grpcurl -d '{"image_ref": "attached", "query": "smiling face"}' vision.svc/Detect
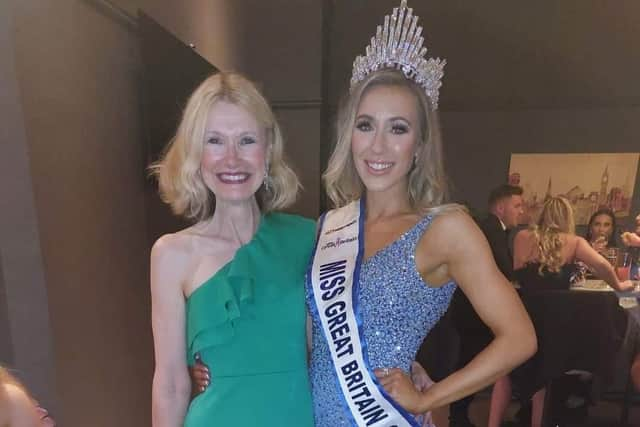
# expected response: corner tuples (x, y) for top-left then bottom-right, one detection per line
(350, 84), (420, 200)
(200, 101), (268, 204)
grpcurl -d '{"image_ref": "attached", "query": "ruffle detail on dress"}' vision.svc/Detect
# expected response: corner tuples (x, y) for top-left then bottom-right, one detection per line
(186, 243), (257, 360)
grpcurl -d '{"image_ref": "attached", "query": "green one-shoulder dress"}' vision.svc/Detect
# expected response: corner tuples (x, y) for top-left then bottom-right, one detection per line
(184, 213), (316, 427)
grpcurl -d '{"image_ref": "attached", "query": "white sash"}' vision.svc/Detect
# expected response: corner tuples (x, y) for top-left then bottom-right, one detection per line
(308, 199), (419, 427)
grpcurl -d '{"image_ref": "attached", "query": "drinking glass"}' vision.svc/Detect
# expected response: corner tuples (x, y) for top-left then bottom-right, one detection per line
(604, 247), (618, 267)
(616, 251), (632, 281)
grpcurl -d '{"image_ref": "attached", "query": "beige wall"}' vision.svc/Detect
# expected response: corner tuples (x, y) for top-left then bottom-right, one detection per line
(8, 0), (151, 425)
(111, 0), (243, 72)
(140, 0), (243, 72)
(0, 0), (57, 409)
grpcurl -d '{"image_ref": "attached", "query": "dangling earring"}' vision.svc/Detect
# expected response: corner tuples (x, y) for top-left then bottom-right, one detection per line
(263, 158), (271, 192)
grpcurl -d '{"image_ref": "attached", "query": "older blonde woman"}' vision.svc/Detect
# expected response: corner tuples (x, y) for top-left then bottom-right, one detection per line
(488, 196), (634, 427)
(149, 72), (315, 427)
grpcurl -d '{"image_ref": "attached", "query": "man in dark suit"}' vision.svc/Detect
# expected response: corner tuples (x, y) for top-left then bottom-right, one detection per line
(479, 185), (525, 281)
(448, 184), (524, 427)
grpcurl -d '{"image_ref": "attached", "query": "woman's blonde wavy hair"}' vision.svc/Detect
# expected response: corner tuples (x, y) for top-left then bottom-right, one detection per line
(324, 69), (461, 215)
(149, 72), (300, 221)
(531, 196), (575, 274)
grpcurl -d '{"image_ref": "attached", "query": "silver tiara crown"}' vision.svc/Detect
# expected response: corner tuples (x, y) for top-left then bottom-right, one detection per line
(350, 0), (446, 109)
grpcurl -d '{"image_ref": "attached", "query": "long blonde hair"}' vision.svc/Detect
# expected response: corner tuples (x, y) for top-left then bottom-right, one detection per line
(324, 69), (459, 215)
(149, 72), (300, 221)
(531, 196), (575, 273)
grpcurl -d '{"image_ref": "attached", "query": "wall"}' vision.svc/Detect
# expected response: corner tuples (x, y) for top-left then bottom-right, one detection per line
(111, 0), (243, 72)
(7, 0), (150, 424)
(440, 108), (640, 222)
(0, 0), (57, 409)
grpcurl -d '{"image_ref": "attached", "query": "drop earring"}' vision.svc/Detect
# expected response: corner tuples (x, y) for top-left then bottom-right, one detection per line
(264, 159), (271, 192)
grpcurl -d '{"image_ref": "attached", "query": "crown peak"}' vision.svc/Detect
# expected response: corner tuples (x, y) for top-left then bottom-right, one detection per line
(349, 0), (445, 109)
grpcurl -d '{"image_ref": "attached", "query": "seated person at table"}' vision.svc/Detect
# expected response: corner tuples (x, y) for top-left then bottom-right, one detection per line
(621, 213), (640, 391)
(488, 196), (633, 427)
(623, 231), (640, 247)
(627, 215), (640, 391)
(622, 214), (640, 281)
(480, 184), (524, 280)
(585, 208), (618, 254)
(622, 212), (640, 247)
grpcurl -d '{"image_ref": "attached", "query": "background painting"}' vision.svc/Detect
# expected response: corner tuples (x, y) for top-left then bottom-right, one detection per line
(508, 153), (640, 225)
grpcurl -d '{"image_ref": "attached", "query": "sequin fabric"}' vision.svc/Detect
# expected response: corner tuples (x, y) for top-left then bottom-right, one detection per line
(306, 215), (457, 426)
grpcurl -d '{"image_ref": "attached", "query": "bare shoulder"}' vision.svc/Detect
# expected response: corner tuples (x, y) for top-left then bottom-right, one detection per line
(429, 208), (474, 227)
(150, 230), (198, 294)
(565, 234), (593, 253)
(570, 234), (587, 245)
(151, 229), (196, 258)
(416, 207), (487, 286)
(514, 228), (533, 243)
(566, 233), (586, 251)
(418, 207), (483, 262)
(426, 208), (480, 244)
(151, 227), (203, 268)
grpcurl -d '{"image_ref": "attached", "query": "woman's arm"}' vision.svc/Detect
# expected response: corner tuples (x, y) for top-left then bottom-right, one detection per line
(151, 236), (192, 427)
(574, 236), (633, 291)
(379, 211), (536, 413)
(622, 231), (640, 247)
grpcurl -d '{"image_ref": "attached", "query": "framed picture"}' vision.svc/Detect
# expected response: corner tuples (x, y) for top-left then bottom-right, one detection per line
(508, 153), (639, 225)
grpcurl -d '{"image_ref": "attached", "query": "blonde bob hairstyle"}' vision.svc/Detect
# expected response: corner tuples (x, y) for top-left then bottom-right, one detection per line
(324, 69), (456, 214)
(531, 196), (576, 273)
(150, 72), (300, 221)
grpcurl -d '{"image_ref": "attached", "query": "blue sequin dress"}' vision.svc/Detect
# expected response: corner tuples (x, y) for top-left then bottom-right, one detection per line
(306, 215), (457, 426)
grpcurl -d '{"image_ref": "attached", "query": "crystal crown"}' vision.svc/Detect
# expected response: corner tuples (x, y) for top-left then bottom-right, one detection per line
(350, 0), (445, 109)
